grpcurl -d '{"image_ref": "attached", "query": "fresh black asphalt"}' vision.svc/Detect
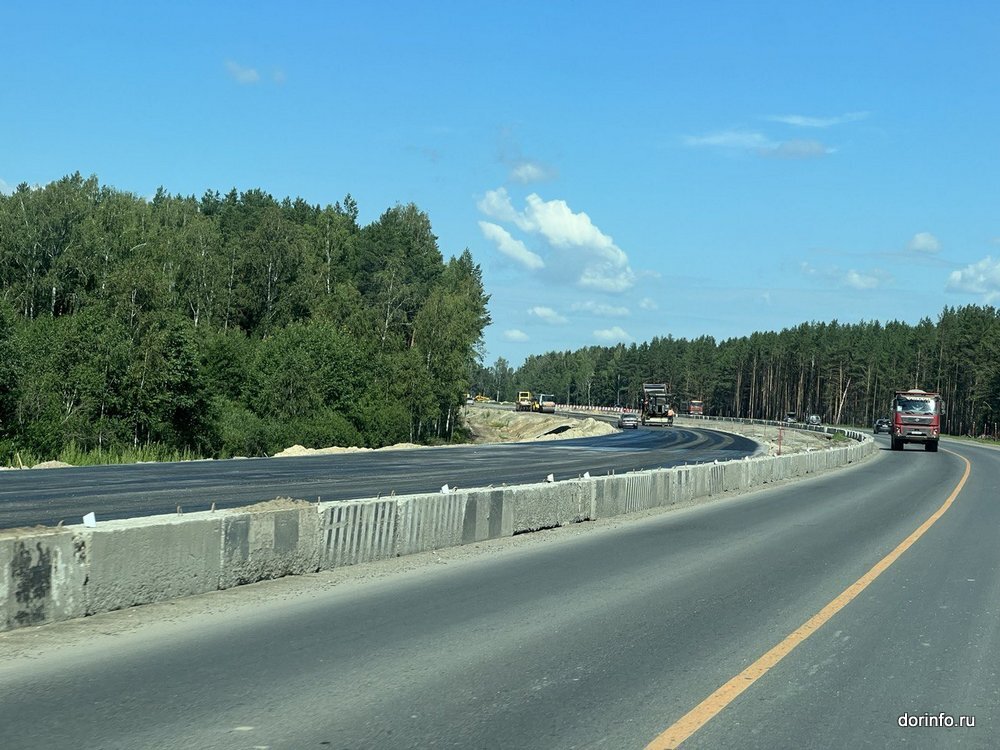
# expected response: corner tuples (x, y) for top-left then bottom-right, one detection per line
(0, 426), (757, 528)
(1, 436), (997, 748)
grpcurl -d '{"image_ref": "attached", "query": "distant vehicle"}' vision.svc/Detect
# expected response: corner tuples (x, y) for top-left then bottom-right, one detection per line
(890, 389), (944, 451)
(641, 383), (674, 426)
(807, 414), (822, 426)
(537, 393), (556, 414)
(783, 412), (796, 424)
(516, 391), (537, 412)
(687, 400), (704, 416)
(617, 412), (639, 429)
(873, 418), (891, 434)
(474, 394), (492, 403)
(465, 397), (474, 405)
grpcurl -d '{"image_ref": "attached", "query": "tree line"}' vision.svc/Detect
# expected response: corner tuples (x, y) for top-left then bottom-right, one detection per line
(472, 308), (1000, 437)
(0, 173), (490, 464)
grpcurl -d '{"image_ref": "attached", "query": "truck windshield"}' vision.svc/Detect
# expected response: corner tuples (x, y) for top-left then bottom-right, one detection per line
(897, 397), (934, 414)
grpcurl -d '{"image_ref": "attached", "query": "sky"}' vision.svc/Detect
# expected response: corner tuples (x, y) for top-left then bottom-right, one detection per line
(3, 1), (999, 367)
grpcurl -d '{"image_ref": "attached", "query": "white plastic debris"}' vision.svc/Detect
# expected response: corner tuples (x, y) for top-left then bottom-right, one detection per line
(440, 484), (451, 494)
(545, 473), (555, 483)
(82, 512), (97, 528)
(582, 471), (590, 479)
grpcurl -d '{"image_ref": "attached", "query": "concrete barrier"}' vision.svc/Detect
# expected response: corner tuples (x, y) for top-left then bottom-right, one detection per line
(0, 423), (877, 633)
(84, 514), (224, 614)
(0, 529), (86, 630)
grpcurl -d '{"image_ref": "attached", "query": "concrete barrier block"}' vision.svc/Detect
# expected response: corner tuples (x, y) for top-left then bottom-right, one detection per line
(0, 528), (87, 631)
(507, 483), (561, 532)
(319, 498), (398, 569)
(82, 514), (223, 615)
(219, 503), (321, 588)
(396, 492), (467, 555)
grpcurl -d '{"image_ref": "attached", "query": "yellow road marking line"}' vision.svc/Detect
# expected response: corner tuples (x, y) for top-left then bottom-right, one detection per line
(645, 449), (972, 750)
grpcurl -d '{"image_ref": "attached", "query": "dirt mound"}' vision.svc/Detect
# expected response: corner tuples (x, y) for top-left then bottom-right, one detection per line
(463, 407), (615, 444)
(31, 461), (74, 470)
(273, 442), (424, 458)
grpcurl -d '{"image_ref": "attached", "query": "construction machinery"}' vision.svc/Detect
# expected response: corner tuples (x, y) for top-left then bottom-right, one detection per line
(641, 383), (675, 426)
(516, 391), (537, 412)
(537, 394), (556, 414)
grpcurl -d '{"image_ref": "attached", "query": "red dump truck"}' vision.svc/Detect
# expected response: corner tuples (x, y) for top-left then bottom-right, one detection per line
(891, 389), (944, 452)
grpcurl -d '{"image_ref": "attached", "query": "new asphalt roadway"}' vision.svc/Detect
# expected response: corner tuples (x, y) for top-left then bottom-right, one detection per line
(1, 435), (996, 748)
(0, 426), (757, 528)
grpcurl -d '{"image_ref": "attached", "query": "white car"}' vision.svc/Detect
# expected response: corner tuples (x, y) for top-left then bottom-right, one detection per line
(617, 413), (639, 429)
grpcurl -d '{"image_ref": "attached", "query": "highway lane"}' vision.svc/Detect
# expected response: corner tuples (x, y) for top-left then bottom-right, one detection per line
(1, 436), (997, 748)
(0, 426), (757, 529)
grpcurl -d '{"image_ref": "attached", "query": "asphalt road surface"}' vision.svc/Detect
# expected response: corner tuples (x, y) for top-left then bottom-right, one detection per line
(0, 426), (757, 529)
(1, 435), (997, 748)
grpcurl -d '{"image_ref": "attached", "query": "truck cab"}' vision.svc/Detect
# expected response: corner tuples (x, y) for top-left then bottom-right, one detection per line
(891, 389), (944, 452)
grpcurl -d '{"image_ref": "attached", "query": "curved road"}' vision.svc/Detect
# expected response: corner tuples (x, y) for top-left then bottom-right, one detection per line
(0, 426), (757, 529)
(1, 436), (997, 748)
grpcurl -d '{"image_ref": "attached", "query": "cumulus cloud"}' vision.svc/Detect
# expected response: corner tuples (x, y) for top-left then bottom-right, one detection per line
(510, 160), (557, 184)
(528, 306), (568, 324)
(478, 221), (544, 270)
(478, 188), (527, 228)
(946, 257), (1000, 301)
(766, 112), (869, 128)
(685, 130), (831, 159)
(0, 178), (11, 195)
(477, 188), (636, 292)
(572, 301), (630, 317)
(496, 127), (557, 184)
(638, 297), (658, 311)
(593, 326), (632, 342)
(844, 269), (889, 289)
(801, 262), (891, 289)
(225, 60), (260, 84)
(908, 232), (941, 253)
(503, 329), (529, 342)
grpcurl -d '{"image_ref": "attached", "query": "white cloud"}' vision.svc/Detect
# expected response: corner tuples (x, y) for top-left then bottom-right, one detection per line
(844, 269), (887, 289)
(225, 60), (260, 84)
(572, 301), (630, 317)
(762, 139), (834, 159)
(478, 221), (544, 270)
(593, 326), (632, 342)
(766, 112), (869, 128)
(684, 131), (776, 150)
(528, 306), (568, 324)
(0, 178), (11, 195)
(510, 160), (557, 184)
(503, 329), (529, 342)
(685, 130), (831, 159)
(947, 256), (1000, 301)
(477, 189), (636, 292)
(908, 232), (941, 253)
(802, 262), (891, 289)
(272, 69), (287, 85)
(638, 297), (658, 311)
(477, 188), (528, 228)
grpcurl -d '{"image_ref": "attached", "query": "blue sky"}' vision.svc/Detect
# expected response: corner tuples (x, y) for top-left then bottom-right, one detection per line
(4, 2), (999, 366)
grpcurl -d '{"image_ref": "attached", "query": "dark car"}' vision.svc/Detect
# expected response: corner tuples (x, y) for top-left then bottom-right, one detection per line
(873, 418), (891, 434)
(617, 412), (639, 429)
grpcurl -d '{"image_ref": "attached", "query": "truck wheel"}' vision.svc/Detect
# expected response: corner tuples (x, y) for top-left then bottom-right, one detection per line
(926, 441), (939, 452)
(891, 437), (902, 451)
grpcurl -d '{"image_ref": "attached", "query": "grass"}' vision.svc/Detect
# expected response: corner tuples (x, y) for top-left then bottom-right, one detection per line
(6, 441), (205, 469)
